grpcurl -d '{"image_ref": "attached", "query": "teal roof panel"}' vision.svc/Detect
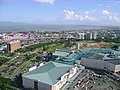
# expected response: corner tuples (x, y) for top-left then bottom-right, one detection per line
(23, 62), (73, 85)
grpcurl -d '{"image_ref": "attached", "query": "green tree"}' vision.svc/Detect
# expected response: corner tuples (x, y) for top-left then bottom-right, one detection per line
(0, 56), (10, 66)
(111, 45), (119, 50)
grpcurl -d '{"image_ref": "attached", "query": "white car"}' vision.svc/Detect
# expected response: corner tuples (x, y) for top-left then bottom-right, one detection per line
(77, 84), (80, 87)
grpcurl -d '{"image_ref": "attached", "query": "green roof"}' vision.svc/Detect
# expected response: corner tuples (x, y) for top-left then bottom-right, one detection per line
(53, 51), (70, 57)
(82, 53), (105, 60)
(23, 62), (73, 85)
(68, 53), (80, 59)
(80, 48), (113, 54)
(62, 52), (81, 62)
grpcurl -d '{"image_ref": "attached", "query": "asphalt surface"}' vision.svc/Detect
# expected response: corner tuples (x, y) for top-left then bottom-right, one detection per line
(11, 61), (31, 80)
(66, 69), (120, 90)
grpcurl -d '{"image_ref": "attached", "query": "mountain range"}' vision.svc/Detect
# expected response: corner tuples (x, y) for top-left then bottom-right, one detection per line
(0, 22), (120, 33)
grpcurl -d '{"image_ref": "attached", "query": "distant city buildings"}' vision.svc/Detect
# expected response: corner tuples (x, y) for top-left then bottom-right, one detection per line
(78, 31), (97, 40)
(0, 29), (120, 49)
(7, 40), (21, 53)
(78, 32), (85, 39)
(76, 42), (80, 50)
(92, 31), (97, 39)
(2, 33), (30, 41)
(0, 29), (119, 56)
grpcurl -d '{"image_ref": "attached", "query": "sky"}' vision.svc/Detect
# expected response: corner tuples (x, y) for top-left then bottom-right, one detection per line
(0, 0), (120, 25)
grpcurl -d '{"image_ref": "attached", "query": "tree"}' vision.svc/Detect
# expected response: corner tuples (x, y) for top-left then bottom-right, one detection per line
(0, 76), (12, 85)
(95, 37), (103, 42)
(0, 56), (10, 66)
(25, 53), (32, 60)
(36, 56), (42, 61)
(111, 45), (119, 50)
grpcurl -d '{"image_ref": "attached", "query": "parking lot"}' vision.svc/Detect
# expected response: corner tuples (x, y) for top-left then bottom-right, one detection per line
(66, 69), (120, 90)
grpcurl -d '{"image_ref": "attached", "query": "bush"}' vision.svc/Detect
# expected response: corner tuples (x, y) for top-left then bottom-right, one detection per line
(0, 56), (10, 66)
(0, 76), (12, 85)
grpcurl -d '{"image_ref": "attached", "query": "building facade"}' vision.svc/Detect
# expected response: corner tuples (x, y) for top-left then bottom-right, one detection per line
(7, 40), (21, 53)
(80, 54), (120, 73)
(22, 62), (77, 90)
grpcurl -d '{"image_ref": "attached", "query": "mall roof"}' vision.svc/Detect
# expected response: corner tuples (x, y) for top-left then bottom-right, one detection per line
(23, 62), (73, 85)
(62, 51), (83, 61)
(80, 48), (113, 54)
(82, 53), (105, 60)
(107, 54), (118, 59)
(55, 49), (73, 53)
(68, 53), (80, 59)
(53, 51), (70, 57)
(53, 49), (72, 57)
(105, 59), (120, 65)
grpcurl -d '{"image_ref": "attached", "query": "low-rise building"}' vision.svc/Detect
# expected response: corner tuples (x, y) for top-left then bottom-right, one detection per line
(80, 53), (120, 73)
(105, 59), (120, 73)
(22, 62), (78, 90)
(80, 53), (105, 70)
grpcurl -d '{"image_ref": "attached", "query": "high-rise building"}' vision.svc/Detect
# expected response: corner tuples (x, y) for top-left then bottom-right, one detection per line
(78, 32), (85, 39)
(84, 31), (97, 40)
(76, 42), (80, 50)
(92, 31), (97, 39)
(7, 40), (21, 53)
(85, 32), (92, 39)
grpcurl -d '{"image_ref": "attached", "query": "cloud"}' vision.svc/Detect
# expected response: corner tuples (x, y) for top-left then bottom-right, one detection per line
(33, 0), (55, 4)
(102, 10), (120, 22)
(64, 10), (96, 21)
(84, 11), (89, 15)
(98, 4), (103, 7)
(64, 10), (75, 20)
(102, 10), (110, 16)
(106, 5), (112, 8)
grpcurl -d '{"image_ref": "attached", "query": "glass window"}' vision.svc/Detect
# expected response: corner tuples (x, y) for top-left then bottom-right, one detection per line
(34, 81), (38, 90)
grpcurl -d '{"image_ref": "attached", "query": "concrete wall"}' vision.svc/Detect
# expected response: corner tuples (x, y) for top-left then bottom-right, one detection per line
(115, 65), (120, 72)
(80, 58), (105, 70)
(23, 76), (52, 90)
(104, 61), (115, 72)
(23, 77), (34, 89)
(38, 81), (51, 90)
(81, 58), (120, 73)
(104, 61), (120, 73)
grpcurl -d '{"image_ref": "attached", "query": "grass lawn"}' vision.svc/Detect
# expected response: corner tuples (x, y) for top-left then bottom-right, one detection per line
(46, 43), (65, 52)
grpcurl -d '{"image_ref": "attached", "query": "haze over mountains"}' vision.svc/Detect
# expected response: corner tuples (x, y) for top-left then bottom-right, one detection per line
(0, 22), (120, 33)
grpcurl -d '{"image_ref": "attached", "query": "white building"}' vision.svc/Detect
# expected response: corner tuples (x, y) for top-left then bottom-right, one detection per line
(80, 53), (105, 70)
(104, 59), (120, 73)
(78, 32), (85, 39)
(92, 31), (97, 39)
(80, 53), (120, 73)
(22, 62), (77, 90)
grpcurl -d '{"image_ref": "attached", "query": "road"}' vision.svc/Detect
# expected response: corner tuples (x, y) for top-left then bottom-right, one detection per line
(0, 55), (19, 72)
(10, 61), (31, 80)
(11, 55), (37, 80)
